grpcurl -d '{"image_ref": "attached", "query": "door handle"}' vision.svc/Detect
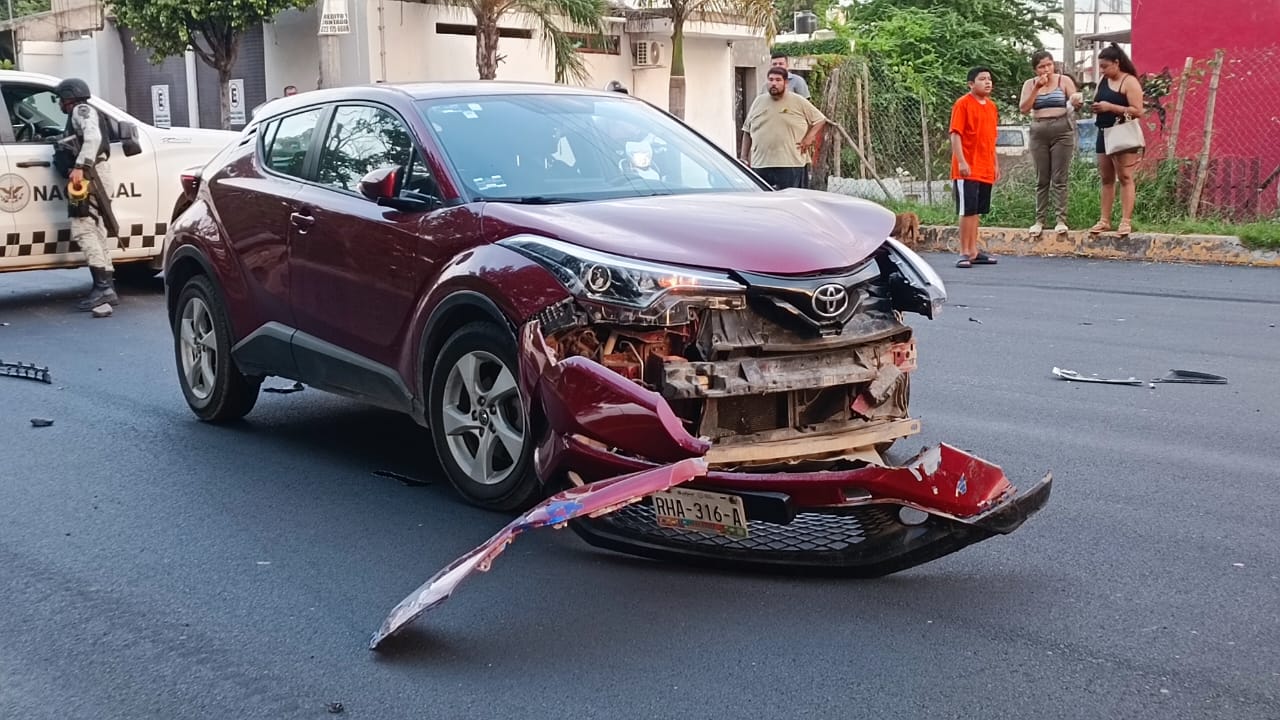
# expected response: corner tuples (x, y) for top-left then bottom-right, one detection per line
(289, 211), (315, 231)
(17, 160), (50, 168)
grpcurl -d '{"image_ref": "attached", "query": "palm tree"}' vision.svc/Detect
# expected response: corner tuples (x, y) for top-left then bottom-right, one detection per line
(460, 0), (609, 81)
(666, 0), (776, 118)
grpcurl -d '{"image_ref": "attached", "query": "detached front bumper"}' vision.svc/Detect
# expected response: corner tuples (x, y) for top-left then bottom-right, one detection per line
(519, 316), (1049, 573)
(368, 321), (1052, 647)
(570, 446), (1052, 576)
(525, 322), (1052, 575)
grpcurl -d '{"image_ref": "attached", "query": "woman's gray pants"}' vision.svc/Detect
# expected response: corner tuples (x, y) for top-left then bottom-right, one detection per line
(1029, 115), (1075, 226)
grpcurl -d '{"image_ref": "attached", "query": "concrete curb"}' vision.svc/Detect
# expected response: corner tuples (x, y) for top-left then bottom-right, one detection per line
(920, 226), (1280, 267)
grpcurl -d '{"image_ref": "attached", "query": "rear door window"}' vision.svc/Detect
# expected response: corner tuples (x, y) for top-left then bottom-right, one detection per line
(261, 108), (323, 179)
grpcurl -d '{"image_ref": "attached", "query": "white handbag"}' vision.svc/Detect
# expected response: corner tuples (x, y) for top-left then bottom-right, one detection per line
(1103, 116), (1146, 154)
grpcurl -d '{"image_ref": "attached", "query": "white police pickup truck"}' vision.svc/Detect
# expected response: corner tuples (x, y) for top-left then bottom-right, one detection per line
(0, 70), (236, 278)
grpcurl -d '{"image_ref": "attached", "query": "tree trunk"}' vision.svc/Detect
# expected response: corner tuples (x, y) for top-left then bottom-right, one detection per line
(218, 64), (232, 130)
(475, 11), (500, 80)
(668, 20), (686, 119)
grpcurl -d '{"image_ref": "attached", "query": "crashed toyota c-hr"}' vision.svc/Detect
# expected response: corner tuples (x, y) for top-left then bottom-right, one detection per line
(163, 82), (1050, 645)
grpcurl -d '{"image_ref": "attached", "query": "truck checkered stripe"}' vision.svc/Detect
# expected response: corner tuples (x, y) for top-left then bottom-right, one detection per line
(1, 223), (167, 258)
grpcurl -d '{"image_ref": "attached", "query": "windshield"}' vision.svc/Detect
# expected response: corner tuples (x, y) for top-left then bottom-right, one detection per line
(417, 94), (763, 202)
(996, 128), (1026, 147)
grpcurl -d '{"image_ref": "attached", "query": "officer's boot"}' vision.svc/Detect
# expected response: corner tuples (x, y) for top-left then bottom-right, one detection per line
(77, 266), (119, 311)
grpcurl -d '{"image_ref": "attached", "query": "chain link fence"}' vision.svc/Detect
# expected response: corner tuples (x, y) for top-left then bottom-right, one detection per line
(813, 56), (955, 205)
(812, 46), (1280, 224)
(1136, 45), (1280, 221)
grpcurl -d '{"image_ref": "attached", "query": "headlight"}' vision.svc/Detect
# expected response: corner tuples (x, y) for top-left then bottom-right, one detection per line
(499, 235), (745, 325)
(884, 237), (947, 318)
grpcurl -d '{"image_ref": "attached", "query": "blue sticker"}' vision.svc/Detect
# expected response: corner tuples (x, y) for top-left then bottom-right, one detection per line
(543, 499), (584, 524)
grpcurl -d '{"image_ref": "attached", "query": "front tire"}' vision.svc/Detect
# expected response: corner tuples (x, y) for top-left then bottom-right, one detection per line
(173, 275), (260, 422)
(428, 322), (539, 512)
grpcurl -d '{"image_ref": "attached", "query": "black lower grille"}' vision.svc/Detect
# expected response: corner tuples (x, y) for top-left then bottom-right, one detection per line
(594, 502), (901, 553)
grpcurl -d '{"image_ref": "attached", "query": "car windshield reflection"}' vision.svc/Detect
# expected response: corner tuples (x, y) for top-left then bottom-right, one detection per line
(417, 94), (762, 203)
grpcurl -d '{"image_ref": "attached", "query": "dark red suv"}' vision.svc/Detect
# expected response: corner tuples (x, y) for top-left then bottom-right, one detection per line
(165, 82), (1048, 576)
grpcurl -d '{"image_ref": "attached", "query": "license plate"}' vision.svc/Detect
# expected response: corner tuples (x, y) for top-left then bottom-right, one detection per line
(652, 487), (749, 538)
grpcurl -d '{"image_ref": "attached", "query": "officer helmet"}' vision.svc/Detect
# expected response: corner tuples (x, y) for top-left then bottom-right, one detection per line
(604, 80), (629, 94)
(54, 78), (92, 108)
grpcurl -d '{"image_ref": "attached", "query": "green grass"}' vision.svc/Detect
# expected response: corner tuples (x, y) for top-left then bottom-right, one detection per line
(880, 160), (1280, 250)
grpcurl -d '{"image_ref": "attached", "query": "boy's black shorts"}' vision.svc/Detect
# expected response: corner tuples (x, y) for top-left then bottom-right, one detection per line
(953, 179), (992, 217)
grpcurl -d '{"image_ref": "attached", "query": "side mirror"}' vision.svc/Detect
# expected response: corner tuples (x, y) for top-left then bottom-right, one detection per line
(115, 120), (143, 157)
(359, 165), (403, 203)
(359, 165), (434, 212)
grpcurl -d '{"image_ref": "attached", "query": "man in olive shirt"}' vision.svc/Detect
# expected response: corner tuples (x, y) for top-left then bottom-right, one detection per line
(740, 67), (827, 189)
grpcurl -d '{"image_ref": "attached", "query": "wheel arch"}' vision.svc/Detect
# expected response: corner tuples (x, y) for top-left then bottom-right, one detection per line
(418, 291), (516, 402)
(165, 245), (223, 325)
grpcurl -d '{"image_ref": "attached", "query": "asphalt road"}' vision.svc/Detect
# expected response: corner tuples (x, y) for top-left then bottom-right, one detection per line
(2, 256), (1278, 719)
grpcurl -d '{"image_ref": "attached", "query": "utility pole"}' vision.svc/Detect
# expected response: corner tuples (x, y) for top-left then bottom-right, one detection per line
(318, 0), (350, 90)
(6, 0), (14, 69)
(1062, 0), (1075, 76)
(1092, 0), (1102, 83)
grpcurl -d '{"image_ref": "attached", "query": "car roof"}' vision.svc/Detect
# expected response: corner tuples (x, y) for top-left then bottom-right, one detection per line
(254, 81), (628, 120)
(0, 69), (66, 86)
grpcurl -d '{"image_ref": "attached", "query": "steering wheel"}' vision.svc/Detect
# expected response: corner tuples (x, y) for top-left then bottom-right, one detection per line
(12, 103), (42, 143)
(14, 119), (36, 143)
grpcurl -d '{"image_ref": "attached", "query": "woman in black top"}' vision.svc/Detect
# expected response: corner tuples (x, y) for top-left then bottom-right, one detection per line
(1089, 43), (1146, 237)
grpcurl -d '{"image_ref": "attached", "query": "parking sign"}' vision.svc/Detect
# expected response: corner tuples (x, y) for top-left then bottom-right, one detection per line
(151, 85), (171, 129)
(228, 79), (246, 126)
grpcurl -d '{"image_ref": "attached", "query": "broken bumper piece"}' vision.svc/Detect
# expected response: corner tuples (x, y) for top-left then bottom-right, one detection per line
(570, 444), (1052, 576)
(369, 458), (707, 650)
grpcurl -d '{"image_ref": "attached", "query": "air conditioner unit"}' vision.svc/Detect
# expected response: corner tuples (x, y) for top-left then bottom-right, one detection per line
(632, 40), (666, 68)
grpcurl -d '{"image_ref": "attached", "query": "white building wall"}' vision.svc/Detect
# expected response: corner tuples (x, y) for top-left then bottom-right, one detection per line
(16, 33), (125, 108)
(260, 0), (752, 151)
(264, 7), (323, 94)
(17, 41), (70, 80)
(679, 37), (734, 150)
(1039, 10), (1131, 81)
(382, 4), (554, 83)
(96, 20), (128, 109)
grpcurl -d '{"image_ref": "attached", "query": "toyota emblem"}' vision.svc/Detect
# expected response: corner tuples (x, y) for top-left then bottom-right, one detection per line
(812, 283), (849, 318)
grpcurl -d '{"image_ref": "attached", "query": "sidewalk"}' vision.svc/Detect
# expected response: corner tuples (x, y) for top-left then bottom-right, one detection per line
(920, 226), (1280, 267)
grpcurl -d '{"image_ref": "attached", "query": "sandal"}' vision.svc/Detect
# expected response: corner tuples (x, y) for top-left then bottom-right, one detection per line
(1088, 220), (1111, 234)
(973, 251), (998, 265)
(955, 257), (973, 269)
(1116, 220), (1133, 237)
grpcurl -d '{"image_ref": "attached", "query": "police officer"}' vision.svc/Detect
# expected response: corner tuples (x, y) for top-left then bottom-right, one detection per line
(54, 78), (118, 313)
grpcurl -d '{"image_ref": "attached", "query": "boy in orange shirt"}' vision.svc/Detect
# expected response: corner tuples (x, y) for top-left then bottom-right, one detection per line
(950, 67), (1001, 268)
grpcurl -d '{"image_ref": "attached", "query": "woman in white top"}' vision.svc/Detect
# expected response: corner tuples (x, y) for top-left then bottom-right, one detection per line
(1019, 51), (1083, 236)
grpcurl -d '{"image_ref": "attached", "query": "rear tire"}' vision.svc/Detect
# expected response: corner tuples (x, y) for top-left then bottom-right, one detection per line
(173, 275), (260, 422)
(428, 322), (539, 512)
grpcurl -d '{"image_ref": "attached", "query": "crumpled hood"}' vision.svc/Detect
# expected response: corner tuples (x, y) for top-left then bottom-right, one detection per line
(481, 189), (896, 275)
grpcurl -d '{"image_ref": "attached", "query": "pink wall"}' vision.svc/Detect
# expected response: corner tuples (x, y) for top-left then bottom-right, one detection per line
(1133, 0), (1280, 62)
(1132, 0), (1280, 216)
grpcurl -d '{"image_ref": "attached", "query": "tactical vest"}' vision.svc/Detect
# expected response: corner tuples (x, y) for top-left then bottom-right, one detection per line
(53, 102), (112, 178)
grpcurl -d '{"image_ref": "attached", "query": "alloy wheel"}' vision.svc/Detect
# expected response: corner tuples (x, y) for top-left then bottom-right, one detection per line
(440, 350), (526, 486)
(179, 296), (218, 402)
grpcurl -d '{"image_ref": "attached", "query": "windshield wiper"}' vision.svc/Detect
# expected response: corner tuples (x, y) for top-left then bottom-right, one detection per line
(479, 195), (581, 205)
